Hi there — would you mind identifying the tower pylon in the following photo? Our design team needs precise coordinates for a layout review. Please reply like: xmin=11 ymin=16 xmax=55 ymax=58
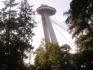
xmin=37 ymin=5 xmax=57 ymax=43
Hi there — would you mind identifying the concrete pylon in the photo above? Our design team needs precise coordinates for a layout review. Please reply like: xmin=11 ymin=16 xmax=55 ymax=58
xmin=37 ymin=5 xmax=57 ymax=43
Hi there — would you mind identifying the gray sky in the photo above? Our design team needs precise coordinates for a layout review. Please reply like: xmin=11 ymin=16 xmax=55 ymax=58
xmin=30 ymin=0 xmax=77 ymax=65
xmin=0 ymin=0 xmax=76 ymax=51
xmin=29 ymin=0 xmax=76 ymax=51
xmin=0 ymin=0 xmax=77 ymax=64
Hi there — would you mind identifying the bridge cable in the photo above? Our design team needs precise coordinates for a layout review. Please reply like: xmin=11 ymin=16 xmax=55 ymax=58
xmin=51 ymin=18 xmax=68 ymax=31
xmin=51 ymin=18 xmax=75 ymax=47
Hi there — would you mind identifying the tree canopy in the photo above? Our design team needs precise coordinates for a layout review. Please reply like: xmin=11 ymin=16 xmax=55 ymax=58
xmin=0 ymin=0 xmax=36 ymax=70
xmin=65 ymin=0 xmax=93 ymax=48
xmin=34 ymin=42 xmax=76 ymax=70
xmin=35 ymin=43 xmax=62 ymax=70
xmin=65 ymin=0 xmax=93 ymax=70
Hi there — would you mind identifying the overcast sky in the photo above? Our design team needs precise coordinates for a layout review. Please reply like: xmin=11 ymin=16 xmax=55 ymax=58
xmin=0 ymin=0 xmax=76 ymax=51
xmin=0 ymin=0 xmax=77 ymax=64
xmin=29 ymin=0 xmax=76 ymax=51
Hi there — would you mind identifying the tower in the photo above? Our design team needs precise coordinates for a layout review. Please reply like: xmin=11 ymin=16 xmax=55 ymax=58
xmin=37 ymin=5 xmax=57 ymax=43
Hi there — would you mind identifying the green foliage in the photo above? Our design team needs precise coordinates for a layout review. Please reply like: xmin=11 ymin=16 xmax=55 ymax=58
xmin=60 ymin=44 xmax=77 ymax=70
xmin=65 ymin=0 xmax=93 ymax=49
xmin=35 ymin=43 xmax=62 ymax=70
xmin=65 ymin=0 xmax=93 ymax=70
xmin=0 ymin=0 xmax=35 ymax=70
xmin=35 ymin=43 xmax=78 ymax=70
xmin=60 ymin=44 xmax=71 ymax=52
xmin=75 ymin=50 xmax=93 ymax=70
xmin=18 ymin=0 xmax=36 ymax=42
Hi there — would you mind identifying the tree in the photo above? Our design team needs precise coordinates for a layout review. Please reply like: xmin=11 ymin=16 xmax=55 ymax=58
xmin=35 ymin=43 xmax=62 ymax=70
xmin=35 ymin=43 xmax=78 ymax=70
xmin=60 ymin=44 xmax=77 ymax=70
xmin=60 ymin=44 xmax=71 ymax=52
xmin=65 ymin=0 xmax=93 ymax=48
xmin=0 ymin=0 xmax=35 ymax=70
xmin=65 ymin=0 xmax=93 ymax=70
xmin=18 ymin=0 xmax=36 ymax=42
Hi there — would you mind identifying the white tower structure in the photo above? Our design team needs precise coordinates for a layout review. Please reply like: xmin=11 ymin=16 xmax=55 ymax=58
xmin=37 ymin=5 xmax=57 ymax=43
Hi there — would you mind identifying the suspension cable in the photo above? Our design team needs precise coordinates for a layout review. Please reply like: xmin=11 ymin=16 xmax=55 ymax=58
xmin=51 ymin=18 xmax=75 ymax=47
xmin=51 ymin=18 xmax=68 ymax=31
xmin=53 ymin=23 xmax=74 ymax=47
xmin=37 ymin=19 xmax=42 ymax=24
xmin=36 ymin=18 xmax=75 ymax=47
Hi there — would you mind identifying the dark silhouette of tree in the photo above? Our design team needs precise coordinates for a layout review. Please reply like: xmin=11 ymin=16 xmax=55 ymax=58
xmin=60 ymin=44 xmax=77 ymax=70
xmin=18 ymin=0 xmax=36 ymax=42
xmin=60 ymin=44 xmax=71 ymax=52
xmin=0 ymin=0 xmax=35 ymax=70
xmin=65 ymin=0 xmax=93 ymax=48
xmin=65 ymin=0 xmax=93 ymax=70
